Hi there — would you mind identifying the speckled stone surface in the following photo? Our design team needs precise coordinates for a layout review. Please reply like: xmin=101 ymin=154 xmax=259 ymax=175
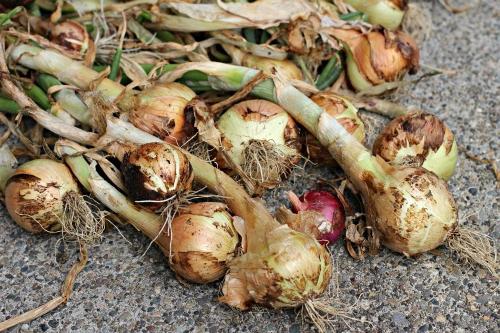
xmin=1 ymin=1 xmax=498 ymax=332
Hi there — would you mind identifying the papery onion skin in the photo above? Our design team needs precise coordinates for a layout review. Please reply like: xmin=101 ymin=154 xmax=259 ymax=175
xmin=305 ymin=93 xmax=365 ymax=164
xmin=331 ymin=28 xmax=419 ymax=92
xmin=289 ymin=190 xmax=345 ymax=244
xmin=129 ymin=82 xmax=197 ymax=145
xmin=51 ymin=21 xmax=89 ymax=54
xmin=4 ymin=159 xmax=79 ymax=233
xmin=217 ymin=99 xmax=301 ymax=166
xmin=361 ymin=166 xmax=458 ymax=256
xmin=121 ymin=143 xmax=193 ymax=210
xmin=344 ymin=0 xmax=407 ymax=30
xmin=220 ymin=225 xmax=332 ymax=309
xmin=373 ymin=111 xmax=458 ymax=180
xmin=169 ymin=202 xmax=239 ymax=283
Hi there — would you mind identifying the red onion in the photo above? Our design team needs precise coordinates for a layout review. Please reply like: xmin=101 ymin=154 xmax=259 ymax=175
xmin=287 ymin=190 xmax=345 ymax=244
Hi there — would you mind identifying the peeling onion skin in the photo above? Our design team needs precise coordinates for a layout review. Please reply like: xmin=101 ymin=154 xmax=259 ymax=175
xmin=220 ymin=225 xmax=332 ymax=309
xmin=4 ymin=159 xmax=79 ymax=233
xmin=331 ymin=28 xmax=419 ymax=92
xmin=362 ymin=166 xmax=458 ymax=256
xmin=168 ymin=202 xmax=239 ymax=284
xmin=372 ymin=111 xmax=458 ymax=181
xmin=51 ymin=21 xmax=90 ymax=54
xmin=121 ymin=143 xmax=194 ymax=210
xmin=129 ymin=82 xmax=197 ymax=146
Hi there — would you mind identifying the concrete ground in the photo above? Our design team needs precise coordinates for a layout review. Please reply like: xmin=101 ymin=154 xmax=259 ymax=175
xmin=0 ymin=1 xmax=498 ymax=332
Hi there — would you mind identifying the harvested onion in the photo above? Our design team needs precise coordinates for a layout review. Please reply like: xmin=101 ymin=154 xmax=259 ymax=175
xmin=373 ymin=111 xmax=458 ymax=180
xmin=216 ymin=99 xmax=300 ymax=192
xmin=304 ymin=93 xmax=365 ymax=164
xmin=3 ymin=159 xmax=79 ymax=233
xmin=331 ymin=28 xmax=419 ymax=93
xmin=128 ymin=82 xmax=197 ymax=145
xmin=121 ymin=142 xmax=193 ymax=210
xmin=169 ymin=202 xmax=239 ymax=283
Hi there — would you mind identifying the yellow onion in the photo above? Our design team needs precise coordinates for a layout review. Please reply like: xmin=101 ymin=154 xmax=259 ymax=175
xmin=121 ymin=142 xmax=193 ymax=210
xmin=50 ymin=20 xmax=90 ymax=54
xmin=331 ymin=28 xmax=419 ymax=92
xmin=129 ymin=82 xmax=197 ymax=145
xmin=344 ymin=0 xmax=407 ymax=30
xmin=169 ymin=202 xmax=239 ymax=283
xmin=373 ymin=111 xmax=458 ymax=180
xmin=4 ymin=159 xmax=79 ymax=233
xmin=220 ymin=224 xmax=331 ymax=309
xmin=241 ymin=54 xmax=303 ymax=81
xmin=216 ymin=99 xmax=300 ymax=191
xmin=304 ymin=93 xmax=365 ymax=164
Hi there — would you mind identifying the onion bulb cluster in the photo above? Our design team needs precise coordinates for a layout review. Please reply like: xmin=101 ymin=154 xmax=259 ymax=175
xmin=344 ymin=0 xmax=407 ymax=30
xmin=304 ymin=93 xmax=365 ymax=164
xmin=216 ymin=99 xmax=301 ymax=192
xmin=4 ymin=159 xmax=79 ymax=233
xmin=373 ymin=111 xmax=458 ymax=180
xmin=50 ymin=20 xmax=90 ymax=54
xmin=168 ymin=202 xmax=239 ymax=283
xmin=121 ymin=142 xmax=193 ymax=210
xmin=331 ymin=28 xmax=419 ymax=92
xmin=129 ymin=82 xmax=197 ymax=145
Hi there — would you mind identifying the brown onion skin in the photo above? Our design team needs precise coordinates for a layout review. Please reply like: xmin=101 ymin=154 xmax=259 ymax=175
xmin=168 ymin=202 xmax=239 ymax=283
xmin=121 ymin=143 xmax=193 ymax=210
xmin=4 ymin=160 xmax=79 ymax=233
xmin=50 ymin=21 xmax=89 ymax=53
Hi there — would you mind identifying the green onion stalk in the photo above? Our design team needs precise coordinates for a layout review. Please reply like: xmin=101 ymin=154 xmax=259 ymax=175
xmin=158 ymin=62 xmax=460 ymax=257
xmin=343 ymin=0 xmax=407 ymax=30
xmin=2 ymin=44 xmax=337 ymax=315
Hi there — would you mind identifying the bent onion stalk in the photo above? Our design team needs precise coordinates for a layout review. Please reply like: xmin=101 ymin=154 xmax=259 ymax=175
xmin=159 ymin=62 xmax=496 ymax=273
xmin=373 ymin=111 xmax=458 ymax=181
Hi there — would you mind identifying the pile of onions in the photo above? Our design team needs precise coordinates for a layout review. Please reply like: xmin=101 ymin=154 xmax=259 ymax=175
xmin=169 ymin=202 xmax=239 ymax=283
xmin=216 ymin=99 xmax=301 ymax=192
xmin=278 ymin=190 xmax=345 ymax=245
xmin=128 ymin=82 xmax=197 ymax=145
xmin=344 ymin=0 xmax=407 ymax=30
xmin=121 ymin=142 xmax=194 ymax=210
xmin=331 ymin=28 xmax=419 ymax=92
xmin=3 ymin=159 xmax=79 ymax=233
xmin=373 ymin=111 xmax=458 ymax=180
xmin=304 ymin=93 xmax=365 ymax=164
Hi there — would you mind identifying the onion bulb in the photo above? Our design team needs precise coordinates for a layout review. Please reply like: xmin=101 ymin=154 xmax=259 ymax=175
xmin=121 ymin=142 xmax=193 ymax=210
xmin=373 ymin=111 xmax=458 ymax=180
xmin=278 ymin=190 xmax=345 ymax=245
xmin=344 ymin=0 xmax=407 ymax=30
xmin=128 ymin=82 xmax=197 ymax=145
xmin=241 ymin=54 xmax=303 ymax=81
xmin=4 ymin=159 xmax=79 ymax=233
xmin=331 ymin=28 xmax=419 ymax=93
xmin=169 ymin=202 xmax=239 ymax=283
xmin=304 ymin=93 xmax=365 ymax=164
xmin=216 ymin=99 xmax=300 ymax=192
xmin=51 ymin=20 xmax=90 ymax=54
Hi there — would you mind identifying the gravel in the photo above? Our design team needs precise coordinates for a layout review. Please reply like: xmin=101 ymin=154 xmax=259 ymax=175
xmin=0 ymin=1 xmax=499 ymax=332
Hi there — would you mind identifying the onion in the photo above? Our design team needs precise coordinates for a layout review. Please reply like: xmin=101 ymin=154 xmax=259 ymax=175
xmin=129 ymin=82 xmax=197 ymax=145
xmin=121 ymin=142 xmax=193 ymax=210
xmin=344 ymin=0 xmax=407 ymax=30
xmin=51 ymin=20 xmax=90 ymax=54
xmin=216 ymin=99 xmax=300 ymax=193
xmin=331 ymin=28 xmax=419 ymax=93
xmin=169 ymin=202 xmax=239 ymax=283
xmin=304 ymin=93 xmax=365 ymax=164
xmin=278 ymin=190 xmax=345 ymax=245
xmin=4 ymin=159 xmax=79 ymax=233
xmin=373 ymin=111 xmax=458 ymax=180
xmin=241 ymin=54 xmax=303 ymax=80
